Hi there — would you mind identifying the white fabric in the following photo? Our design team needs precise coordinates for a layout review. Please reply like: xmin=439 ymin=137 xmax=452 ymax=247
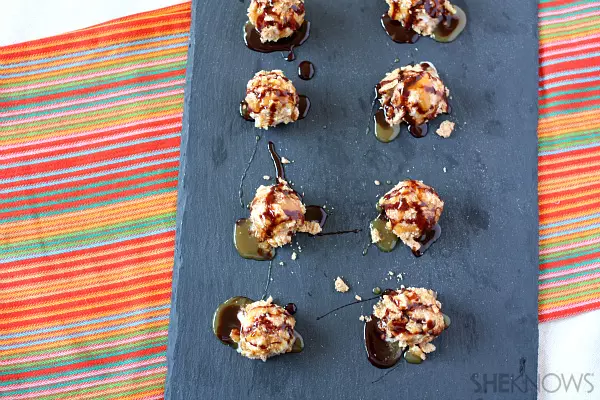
xmin=0 ymin=0 xmax=184 ymax=46
xmin=1 ymin=2 xmax=599 ymax=400
xmin=539 ymin=312 xmax=600 ymax=399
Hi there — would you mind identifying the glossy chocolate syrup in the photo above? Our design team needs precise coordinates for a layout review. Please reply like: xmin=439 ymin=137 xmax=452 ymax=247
xmin=244 ymin=21 xmax=311 ymax=62
xmin=374 ymin=109 xmax=401 ymax=143
xmin=381 ymin=14 xmax=420 ymax=44
xmin=285 ymin=303 xmax=298 ymax=315
xmin=369 ymin=214 xmax=398 ymax=252
xmin=268 ymin=141 xmax=285 ymax=180
xmin=304 ymin=205 xmax=327 ymax=228
xmin=298 ymin=95 xmax=311 ymax=120
xmin=381 ymin=3 xmax=467 ymax=44
xmin=240 ymin=101 xmax=252 ymax=121
xmin=234 ymin=218 xmax=275 ymax=261
xmin=433 ymin=6 xmax=467 ymax=42
xmin=298 ymin=61 xmax=315 ymax=80
xmin=212 ymin=296 xmax=254 ymax=347
xmin=364 ymin=317 xmax=404 ymax=369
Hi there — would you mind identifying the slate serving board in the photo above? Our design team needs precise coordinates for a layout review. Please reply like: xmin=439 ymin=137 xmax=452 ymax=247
xmin=165 ymin=1 xmax=540 ymax=399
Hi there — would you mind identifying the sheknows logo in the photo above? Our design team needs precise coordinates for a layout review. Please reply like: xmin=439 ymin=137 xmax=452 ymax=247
xmin=470 ymin=372 xmax=595 ymax=395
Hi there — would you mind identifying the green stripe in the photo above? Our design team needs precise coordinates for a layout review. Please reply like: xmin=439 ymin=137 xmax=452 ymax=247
xmin=541 ymin=6 xmax=600 ymax=21
xmin=2 ymin=52 xmax=184 ymax=89
xmin=0 ymin=167 xmax=178 ymax=205
xmin=0 ymin=94 xmax=184 ymax=133
xmin=540 ymin=231 xmax=600 ymax=250
xmin=540 ymin=93 xmax=600 ymax=108
xmin=34 ymin=376 xmax=163 ymax=400
xmin=0 ymin=102 xmax=183 ymax=141
xmin=2 ymin=338 xmax=166 ymax=374
xmin=5 ymin=365 xmax=164 ymax=396
xmin=2 ymin=86 xmax=182 ymax=121
xmin=0 ymin=61 xmax=186 ymax=100
xmin=2 ymin=353 xmax=165 ymax=387
xmin=1 ymin=326 xmax=167 ymax=362
xmin=539 ymin=286 xmax=600 ymax=304
xmin=0 ymin=215 xmax=175 ymax=259
xmin=540 ymin=102 xmax=600 ymax=117
xmin=2 ymin=76 xmax=183 ymax=111
xmin=540 ymin=244 xmax=600 ymax=263
xmin=2 ymin=177 xmax=176 ymax=214
xmin=540 ymin=84 xmax=600 ymax=100
xmin=0 ymin=187 xmax=175 ymax=224
xmin=541 ymin=23 xmax=600 ymax=39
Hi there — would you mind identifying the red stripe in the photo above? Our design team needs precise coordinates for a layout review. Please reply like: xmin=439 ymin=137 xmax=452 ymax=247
xmin=0 ymin=16 xmax=190 ymax=58
xmin=540 ymin=250 xmax=600 ymax=269
xmin=540 ymin=299 xmax=600 ymax=323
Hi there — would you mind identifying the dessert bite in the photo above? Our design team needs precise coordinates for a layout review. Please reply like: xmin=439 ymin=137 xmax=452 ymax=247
xmin=248 ymin=0 xmax=306 ymax=43
xmin=213 ymin=296 xmax=303 ymax=361
xmin=376 ymin=63 xmax=450 ymax=139
xmin=235 ymin=141 xmax=325 ymax=260
xmin=382 ymin=0 xmax=467 ymax=43
xmin=365 ymin=287 xmax=450 ymax=367
xmin=242 ymin=70 xmax=305 ymax=130
xmin=244 ymin=0 xmax=310 ymax=61
xmin=250 ymin=178 xmax=322 ymax=249
xmin=370 ymin=180 xmax=444 ymax=256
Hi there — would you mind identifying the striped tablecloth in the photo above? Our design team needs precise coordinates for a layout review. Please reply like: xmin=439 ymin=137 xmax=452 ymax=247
xmin=538 ymin=0 xmax=600 ymax=322
xmin=1 ymin=0 xmax=600 ymax=398
xmin=0 ymin=3 xmax=190 ymax=398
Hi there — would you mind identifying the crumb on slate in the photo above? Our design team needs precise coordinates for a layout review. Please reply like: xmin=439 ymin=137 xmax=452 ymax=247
xmin=436 ymin=121 xmax=455 ymax=138
xmin=335 ymin=276 xmax=350 ymax=293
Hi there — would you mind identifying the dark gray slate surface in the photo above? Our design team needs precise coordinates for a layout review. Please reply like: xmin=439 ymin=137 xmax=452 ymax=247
xmin=166 ymin=1 xmax=539 ymax=399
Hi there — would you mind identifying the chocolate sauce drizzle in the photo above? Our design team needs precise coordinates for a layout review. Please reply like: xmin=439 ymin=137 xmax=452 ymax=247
xmin=261 ymin=260 xmax=274 ymax=300
xmin=268 ymin=141 xmax=285 ymax=180
xmin=317 ymin=229 xmax=362 ymax=237
xmin=298 ymin=61 xmax=315 ymax=80
xmin=238 ymin=135 xmax=261 ymax=208
xmin=381 ymin=14 xmax=420 ymax=44
xmin=244 ymin=21 xmax=311 ymax=62
xmin=239 ymin=96 xmax=310 ymax=124
xmin=316 ymin=296 xmax=380 ymax=320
